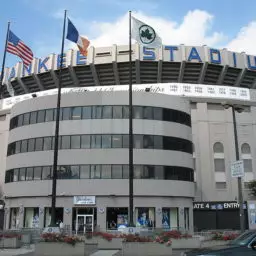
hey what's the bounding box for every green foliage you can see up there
[248,180,256,196]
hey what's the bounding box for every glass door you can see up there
[76,215,86,235]
[85,215,94,233]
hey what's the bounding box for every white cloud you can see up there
[84,10,226,48]
[225,21,256,55]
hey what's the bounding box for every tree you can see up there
[248,180,256,196]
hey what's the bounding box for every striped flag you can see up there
[6,30,33,67]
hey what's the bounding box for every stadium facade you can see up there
[1,44,256,232]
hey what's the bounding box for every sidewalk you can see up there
[0,245,34,256]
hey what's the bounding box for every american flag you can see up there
[6,30,33,67]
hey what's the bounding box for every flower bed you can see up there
[211,232,239,241]
[41,233,81,246]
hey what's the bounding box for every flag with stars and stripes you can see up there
[6,30,33,67]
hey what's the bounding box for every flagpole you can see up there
[49,9,67,228]
[128,10,134,227]
[0,21,10,99]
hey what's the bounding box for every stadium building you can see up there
[1,44,256,232]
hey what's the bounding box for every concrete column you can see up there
[4,208,10,230]
[178,207,185,231]
[18,206,24,228]
[155,207,162,228]
[39,207,44,228]
[63,207,72,229]
[97,207,106,231]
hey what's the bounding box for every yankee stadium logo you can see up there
[139,25,156,44]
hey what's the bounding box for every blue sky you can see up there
[1,0,256,67]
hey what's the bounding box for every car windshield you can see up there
[230,231,256,246]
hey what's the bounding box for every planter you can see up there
[3,237,21,248]
[122,242,172,256]
[201,240,230,248]
[21,233,32,244]
[35,242,85,256]
[98,237,123,249]
[172,238,201,249]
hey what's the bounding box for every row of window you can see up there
[7,134,192,156]
[9,105,191,130]
[5,164,194,183]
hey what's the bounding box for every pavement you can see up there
[0,245,185,256]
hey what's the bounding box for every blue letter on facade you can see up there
[209,48,221,64]
[232,52,237,67]
[188,47,202,62]
[143,47,156,60]
[38,57,49,73]
[8,67,16,80]
[76,51,86,65]
[23,63,32,77]
[247,55,256,70]
[164,46,178,61]
[57,53,66,68]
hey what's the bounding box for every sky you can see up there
[1,0,256,67]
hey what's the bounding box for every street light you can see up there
[222,102,247,233]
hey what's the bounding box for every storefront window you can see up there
[24,208,39,228]
[135,207,155,228]
[184,208,190,231]
[106,207,128,230]
[44,208,63,227]
[9,208,20,229]
[162,208,178,230]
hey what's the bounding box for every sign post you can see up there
[231,160,244,178]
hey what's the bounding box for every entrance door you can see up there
[76,214,94,234]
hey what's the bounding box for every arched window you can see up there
[213,142,226,189]
[241,143,252,172]
[213,142,225,172]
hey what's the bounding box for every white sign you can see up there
[1,83,250,111]
[231,160,245,178]
[73,196,96,205]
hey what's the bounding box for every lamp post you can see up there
[222,103,246,233]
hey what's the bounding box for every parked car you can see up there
[182,230,256,255]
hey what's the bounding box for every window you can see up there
[112,165,122,179]
[23,113,30,125]
[123,106,129,119]
[62,108,71,120]
[34,167,42,180]
[45,109,54,122]
[241,143,252,172]
[35,138,43,151]
[26,167,33,181]
[19,168,26,181]
[143,107,153,119]
[101,165,111,179]
[81,135,90,149]
[143,135,154,149]
[123,165,129,179]
[24,208,39,228]
[17,115,23,126]
[155,166,164,179]
[91,135,101,148]
[43,137,52,151]
[42,166,51,180]
[28,138,35,152]
[71,135,81,149]
[70,166,80,179]
[61,136,70,149]
[133,106,143,119]
[71,107,82,120]
[112,135,122,148]
[30,112,37,124]
[213,142,225,173]
[91,165,101,178]
[135,207,155,228]
[21,140,28,153]
[80,165,90,179]
[134,165,143,178]
[82,106,91,119]
[113,106,123,119]
[153,108,162,120]
[37,110,45,123]
[102,106,112,119]
[134,135,143,148]
[102,135,111,148]
[92,106,102,119]
[215,182,227,189]
[154,136,163,149]
[13,169,19,182]
[15,141,21,154]
[143,166,154,179]
[122,135,129,148]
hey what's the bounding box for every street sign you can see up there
[231,160,244,178]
